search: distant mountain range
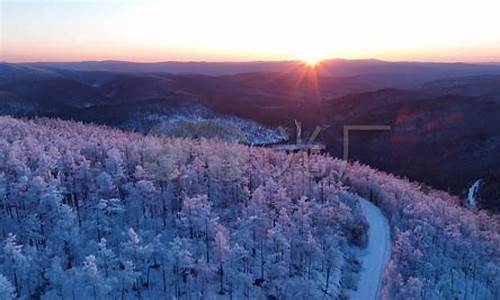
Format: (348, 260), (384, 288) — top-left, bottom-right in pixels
(2, 59), (500, 211)
(18, 59), (500, 77)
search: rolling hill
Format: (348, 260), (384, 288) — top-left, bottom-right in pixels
(1, 60), (500, 210)
(0, 116), (498, 299)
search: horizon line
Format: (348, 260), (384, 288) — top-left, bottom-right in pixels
(3, 58), (500, 65)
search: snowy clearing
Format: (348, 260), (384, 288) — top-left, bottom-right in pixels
(349, 198), (391, 300)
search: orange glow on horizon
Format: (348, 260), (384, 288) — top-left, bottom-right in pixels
(1, 0), (500, 63)
(302, 57), (322, 67)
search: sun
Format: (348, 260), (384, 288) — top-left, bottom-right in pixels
(301, 54), (323, 67)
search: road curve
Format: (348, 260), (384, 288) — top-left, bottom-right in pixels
(350, 197), (391, 300)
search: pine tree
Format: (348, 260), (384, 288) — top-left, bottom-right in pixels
(0, 274), (15, 299)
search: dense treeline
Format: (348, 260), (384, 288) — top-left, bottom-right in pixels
(338, 161), (500, 299)
(0, 117), (364, 299)
(0, 116), (498, 299)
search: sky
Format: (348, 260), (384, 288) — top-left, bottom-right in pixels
(1, 0), (500, 63)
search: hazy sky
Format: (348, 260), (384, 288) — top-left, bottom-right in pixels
(1, 0), (500, 63)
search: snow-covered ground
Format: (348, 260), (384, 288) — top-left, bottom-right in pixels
(467, 179), (481, 207)
(122, 107), (287, 144)
(349, 198), (391, 300)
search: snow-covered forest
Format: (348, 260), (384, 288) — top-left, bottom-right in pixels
(340, 163), (500, 299)
(0, 116), (499, 299)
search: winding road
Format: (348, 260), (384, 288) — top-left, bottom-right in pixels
(349, 197), (391, 300)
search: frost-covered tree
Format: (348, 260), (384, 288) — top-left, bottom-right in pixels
(0, 274), (15, 299)
(0, 116), (497, 299)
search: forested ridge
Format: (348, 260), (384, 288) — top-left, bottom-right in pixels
(0, 116), (498, 299)
(338, 161), (500, 299)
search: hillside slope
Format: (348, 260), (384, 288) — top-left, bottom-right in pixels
(0, 117), (498, 299)
(322, 86), (500, 201)
(0, 117), (364, 299)
(3, 63), (500, 202)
